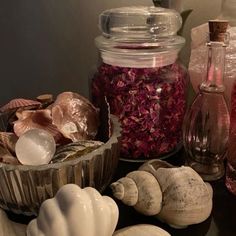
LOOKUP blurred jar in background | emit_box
[226,81,236,195]
[189,0,236,105]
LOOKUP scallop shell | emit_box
[0,132,18,154]
[0,98,41,112]
[13,109,61,141]
[0,143,20,165]
[52,140,104,162]
[51,91,100,141]
[36,94,54,108]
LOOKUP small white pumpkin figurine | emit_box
[110,160,213,229]
[27,184,119,236]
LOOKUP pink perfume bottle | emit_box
[183,20,230,181]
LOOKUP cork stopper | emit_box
[208,20,229,42]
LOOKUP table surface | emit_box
[6,149,236,236]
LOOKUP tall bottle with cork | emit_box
[183,20,230,181]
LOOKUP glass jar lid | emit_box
[96,6,185,68]
[99,6,183,39]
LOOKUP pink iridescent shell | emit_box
[13,109,62,142]
[0,98,41,112]
[51,91,100,141]
[0,132,18,154]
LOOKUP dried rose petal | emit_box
[92,63,188,159]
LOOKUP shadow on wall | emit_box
[0,0,153,105]
[0,0,221,105]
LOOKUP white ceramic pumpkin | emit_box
[27,184,119,236]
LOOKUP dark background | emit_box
[0,0,221,105]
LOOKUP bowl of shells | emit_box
[0,91,121,215]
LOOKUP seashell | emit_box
[154,166,213,229]
[113,224,171,236]
[111,160,213,228]
[36,94,53,104]
[0,132,18,154]
[0,143,20,165]
[52,140,104,162]
[36,94,54,108]
[51,91,100,141]
[110,170,162,216]
[13,109,62,142]
[0,98,41,113]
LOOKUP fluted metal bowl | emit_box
[0,115,121,215]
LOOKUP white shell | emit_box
[111,160,213,229]
[27,184,119,236]
[110,170,162,216]
[113,224,171,236]
[155,166,213,228]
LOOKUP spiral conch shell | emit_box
[110,160,213,228]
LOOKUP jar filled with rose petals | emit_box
[91,6,189,160]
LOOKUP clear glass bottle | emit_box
[91,6,189,160]
[226,81,236,195]
[183,20,230,181]
[189,0,236,105]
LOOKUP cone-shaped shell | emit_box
[0,98,41,112]
[110,170,162,216]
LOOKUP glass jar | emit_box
[226,80,236,195]
[91,6,189,160]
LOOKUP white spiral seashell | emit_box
[110,170,162,216]
[111,160,213,228]
[155,166,213,228]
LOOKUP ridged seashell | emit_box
[111,160,213,228]
[13,109,61,142]
[51,91,99,141]
[0,98,41,113]
[0,132,18,154]
[52,140,104,162]
[0,143,20,165]
[110,170,162,216]
[113,224,171,236]
[36,94,54,108]
[153,166,213,229]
